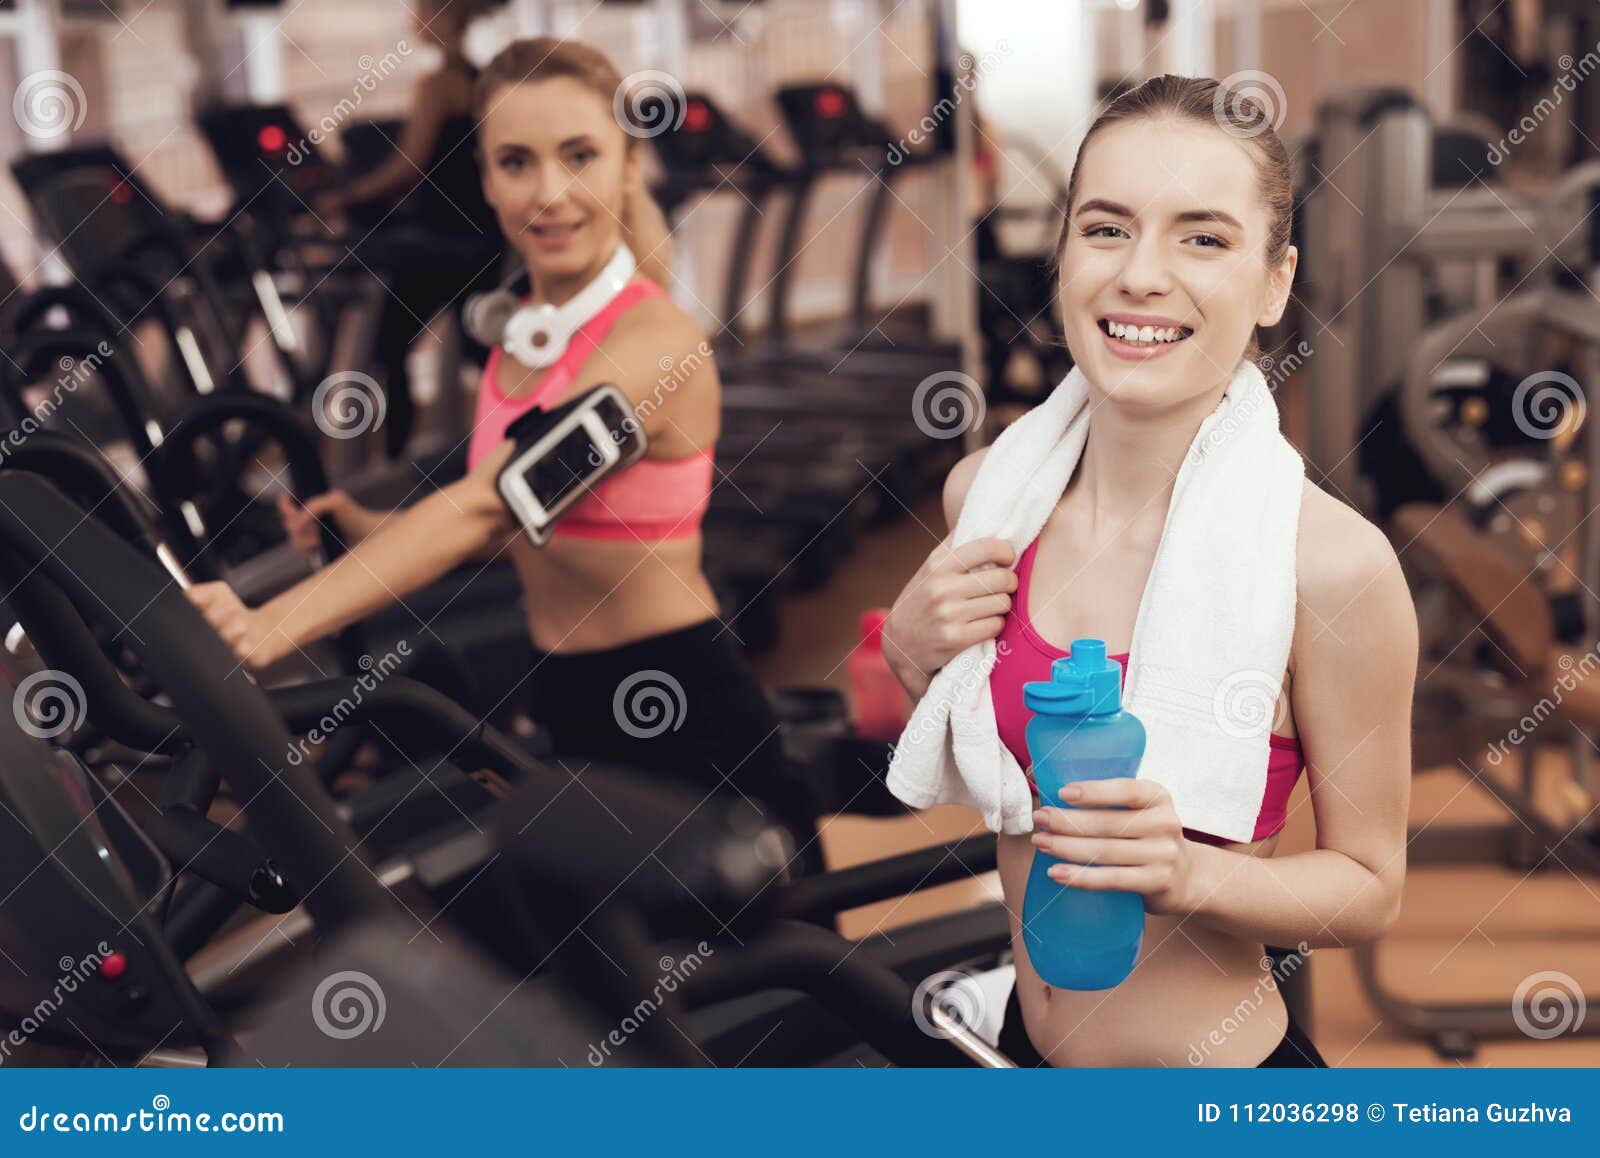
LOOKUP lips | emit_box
[529,221,583,238]
[1094,314,1196,362]
[1097,316,1194,345]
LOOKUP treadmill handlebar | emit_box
[776,833,997,923]
[0,473,391,930]
[679,919,976,1067]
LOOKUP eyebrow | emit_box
[495,135,597,152]
[1075,198,1245,232]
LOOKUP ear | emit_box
[621,142,644,193]
[1257,244,1297,329]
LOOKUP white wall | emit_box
[955,0,1095,178]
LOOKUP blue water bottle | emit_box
[1021,639,1147,990]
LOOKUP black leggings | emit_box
[524,619,811,833]
[358,227,502,457]
[997,983,1329,1068]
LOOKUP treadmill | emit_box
[759,81,964,382]
[646,91,960,508]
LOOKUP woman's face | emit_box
[478,76,637,285]
[1057,117,1294,408]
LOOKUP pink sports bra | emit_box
[465,279,713,542]
[990,538,1305,846]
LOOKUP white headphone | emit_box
[463,244,638,369]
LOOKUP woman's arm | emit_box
[189,442,517,668]
[1030,495,1417,949]
[325,73,455,210]
[1177,514,1416,946]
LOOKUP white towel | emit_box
[885,357,1304,843]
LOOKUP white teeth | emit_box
[1106,321,1187,345]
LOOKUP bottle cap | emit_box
[860,609,890,649]
[1023,638,1123,716]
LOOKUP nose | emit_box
[519,159,572,215]
[1115,232,1173,299]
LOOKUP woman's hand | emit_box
[277,491,385,556]
[186,582,295,671]
[1031,779,1198,917]
[882,536,1017,696]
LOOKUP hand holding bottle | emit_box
[1031,777,1196,917]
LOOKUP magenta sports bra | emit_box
[465,280,713,542]
[990,538,1305,846]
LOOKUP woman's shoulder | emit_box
[608,285,711,364]
[1296,479,1399,590]
[940,446,990,529]
[596,286,718,432]
[1291,478,1416,665]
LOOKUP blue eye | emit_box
[1189,233,1227,249]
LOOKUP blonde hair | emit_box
[475,37,674,289]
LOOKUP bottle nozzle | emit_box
[1026,639,1124,716]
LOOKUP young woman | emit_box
[189,38,794,827]
[317,0,504,457]
[883,76,1418,1067]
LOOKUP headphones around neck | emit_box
[463,244,638,369]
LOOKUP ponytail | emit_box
[621,172,674,290]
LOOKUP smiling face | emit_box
[478,76,638,288]
[1057,117,1295,408]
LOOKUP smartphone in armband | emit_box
[495,384,647,546]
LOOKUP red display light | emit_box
[258,124,288,153]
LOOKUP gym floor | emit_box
[757,494,1600,1068]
